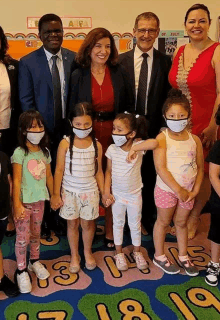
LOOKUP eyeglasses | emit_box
[43,29,63,37]
[137,28,158,35]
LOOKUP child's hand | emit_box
[176,188,189,202]
[14,202,26,220]
[102,194,115,207]
[127,148,137,163]
[50,195,63,211]
[185,191,197,203]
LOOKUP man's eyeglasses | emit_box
[137,28,158,35]
[43,29,63,37]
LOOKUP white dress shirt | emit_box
[134,45,154,114]
[0,62,11,130]
[44,48,66,118]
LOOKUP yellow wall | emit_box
[2,0,220,40]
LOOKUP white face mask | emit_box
[26,131,45,145]
[73,126,92,139]
[112,131,132,147]
[166,118,188,133]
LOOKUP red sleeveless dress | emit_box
[169,43,220,172]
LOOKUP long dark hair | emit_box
[0,26,12,64]
[184,4,211,25]
[76,28,118,68]
[18,109,49,157]
[115,112,148,140]
[68,102,98,174]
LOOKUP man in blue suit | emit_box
[19,13,77,237]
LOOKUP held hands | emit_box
[185,191,198,203]
[176,188,189,202]
[50,194,63,211]
[102,194,115,207]
[201,124,218,149]
[14,201,26,220]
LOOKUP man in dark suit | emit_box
[19,13,77,237]
[119,12,171,234]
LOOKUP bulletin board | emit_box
[6,32,133,60]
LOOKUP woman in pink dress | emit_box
[169,4,220,239]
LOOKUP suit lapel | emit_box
[37,46,53,92]
[109,67,119,113]
[148,48,160,97]
[126,49,136,98]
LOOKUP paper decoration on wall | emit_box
[27,17,92,29]
[158,30,189,56]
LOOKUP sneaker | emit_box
[133,251,148,270]
[16,270,32,294]
[153,256,180,274]
[178,258,199,276]
[115,253,128,271]
[205,261,220,286]
[0,275,19,297]
[28,261,50,280]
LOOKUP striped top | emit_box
[106,142,144,195]
[62,137,98,193]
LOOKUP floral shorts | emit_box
[59,188,99,220]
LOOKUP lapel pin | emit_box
[8,65,15,70]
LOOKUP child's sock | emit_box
[30,259,39,265]
[154,254,167,261]
[179,255,189,262]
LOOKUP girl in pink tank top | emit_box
[153,89,204,276]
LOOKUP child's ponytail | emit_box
[115,112,148,140]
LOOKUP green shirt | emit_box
[11,147,51,204]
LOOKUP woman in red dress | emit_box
[169,4,220,239]
[68,28,134,248]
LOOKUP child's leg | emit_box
[29,201,45,261]
[206,211,220,285]
[211,241,220,263]
[79,190,99,269]
[67,218,80,266]
[112,199,127,254]
[81,219,96,265]
[173,205,191,257]
[153,206,176,257]
[174,201,199,276]
[126,195,142,252]
[14,205,32,271]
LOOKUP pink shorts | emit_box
[154,185,194,210]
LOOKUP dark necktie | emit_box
[51,55,62,127]
[136,53,149,115]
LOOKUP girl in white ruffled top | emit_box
[51,102,104,273]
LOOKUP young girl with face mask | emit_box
[11,110,53,293]
[103,112,158,271]
[51,102,104,273]
[153,89,204,276]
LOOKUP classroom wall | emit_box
[1,0,220,40]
